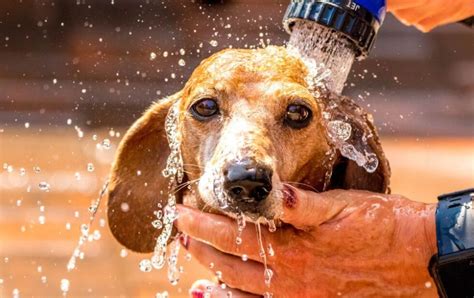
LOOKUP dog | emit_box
[107,46,390,253]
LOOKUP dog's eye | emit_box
[190,98,219,120]
[285,104,312,129]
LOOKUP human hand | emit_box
[387,0,474,32]
[176,188,438,297]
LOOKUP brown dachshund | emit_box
[107,46,390,253]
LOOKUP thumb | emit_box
[280,187,350,229]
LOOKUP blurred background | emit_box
[0,0,473,297]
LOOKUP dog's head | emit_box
[107,46,390,252]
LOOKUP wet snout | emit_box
[223,159,273,207]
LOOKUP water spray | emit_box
[283,0,386,94]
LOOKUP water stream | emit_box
[287,20,380,177]
[288,20,356,95]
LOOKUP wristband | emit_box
[429,188,474,298]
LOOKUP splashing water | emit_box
[60,279,70,296]
[287,21,380,176]
[67,180,109,272]
[235,212,246,245]
[287,20,356,95]
[321,97,379,174]
[138,100,185,284]
[256,221,273,290]
[167,238,181,286]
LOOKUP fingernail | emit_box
[283,185,297,209]
[179,234,190,249]
[190,289,204,298]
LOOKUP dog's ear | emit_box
[326,96,391,193]
[107,93,182,253]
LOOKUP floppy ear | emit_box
[107,93,182,253]
[325,95,391,193]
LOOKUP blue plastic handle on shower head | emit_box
[353,0,386,23]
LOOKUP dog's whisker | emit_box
[171,179,200,194]
[182,169,200,176]
[182,163,205,169]
[282,181,320,193]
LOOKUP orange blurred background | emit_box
[0,1,473,297]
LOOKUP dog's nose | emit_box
[223,160,273,202]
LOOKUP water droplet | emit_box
[81,224,89,237]
[120,202,130,212]
[179,48,186,55]
[267,243,274,257]
[167,238,181,285]
[264,268,273,287]
[216,271,222,279]
[67,118,72,125]
[235,237,242,245]
[163,51,169,58]
[156,291,169,298]
[92,230,101,240]
[151,252,166,269]
[19,168,26,176]
[33,166,41,173]
[24,122,30,128]
[87,163,94,172]
[60,278,70,294]
[178,59,186,66]
[209,40,218,47]
[65,222,71,230]
[267,219,276,233]
[120,248,128,258]
[364,152,379,173]
[139,259,152,272]
[327,120,352,142]
[38,215,46,224]
[12,288,20,298]
[101,139,111,150]
[425,281,432,288]
[241,254,248,261]
[150,52,157,60]
[152,219,162,229]
[88,204,97,213]
[38,182,50,192]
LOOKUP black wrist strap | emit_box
[429,188,474,298]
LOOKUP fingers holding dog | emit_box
[182,237,270,295]
[176,205,280,262]
[280,187,350,229]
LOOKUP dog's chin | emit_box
[197,190,283,222]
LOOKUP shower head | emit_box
[283,0,386,60]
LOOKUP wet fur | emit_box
[107,46,390,253]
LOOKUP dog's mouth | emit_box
[200,162,283,221]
